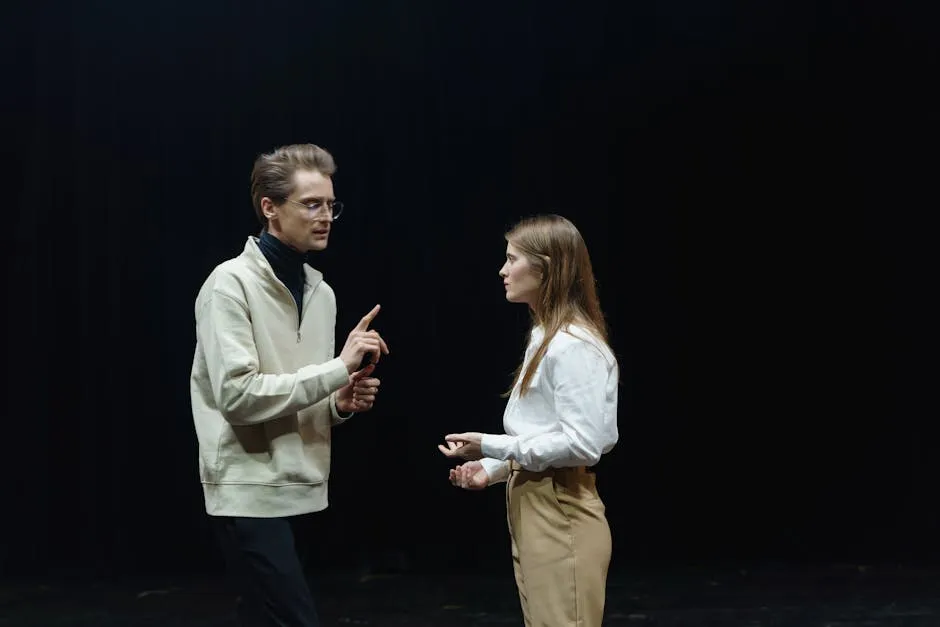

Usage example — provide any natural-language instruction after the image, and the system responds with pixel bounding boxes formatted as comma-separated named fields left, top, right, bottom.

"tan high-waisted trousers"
left=506, top=461, right=612, bottom=627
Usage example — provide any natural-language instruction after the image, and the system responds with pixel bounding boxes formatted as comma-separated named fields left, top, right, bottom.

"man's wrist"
left=330, top=392, right=355, bottom=420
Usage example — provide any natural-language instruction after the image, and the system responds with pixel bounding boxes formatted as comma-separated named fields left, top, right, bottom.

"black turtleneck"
left=258, top=230, right=306, bottom=318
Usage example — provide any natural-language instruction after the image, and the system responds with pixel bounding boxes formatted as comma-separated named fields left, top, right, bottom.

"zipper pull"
left=296, top=331, right=302, bottom=343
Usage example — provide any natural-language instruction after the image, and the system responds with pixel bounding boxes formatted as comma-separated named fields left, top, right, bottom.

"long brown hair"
left=503, top=214, right=612, bottom=397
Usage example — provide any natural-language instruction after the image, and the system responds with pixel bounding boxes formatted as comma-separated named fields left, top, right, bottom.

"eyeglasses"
left=286, top=198, right=345, bottom=221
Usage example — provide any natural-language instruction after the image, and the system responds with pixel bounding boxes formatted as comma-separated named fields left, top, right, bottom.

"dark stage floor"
left=3, top=562, right=940, bottom=626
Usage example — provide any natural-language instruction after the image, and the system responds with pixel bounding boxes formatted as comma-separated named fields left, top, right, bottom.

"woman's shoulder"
left=548, top=323, right=616, bottom=366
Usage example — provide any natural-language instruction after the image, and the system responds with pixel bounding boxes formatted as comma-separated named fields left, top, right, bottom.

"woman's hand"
left=438, top=432, right=484, bottom=461
left=449, top=461, right=490, bottom=490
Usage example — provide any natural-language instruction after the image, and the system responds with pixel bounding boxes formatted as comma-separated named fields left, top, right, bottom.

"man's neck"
left=258, top=231, right=306, bottom=315
left=260, top=228, right=305, bottom=261
left=264, top=228, right=306, bottom=253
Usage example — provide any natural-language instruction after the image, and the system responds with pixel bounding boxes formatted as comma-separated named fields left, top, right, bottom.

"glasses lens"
left=331, top=201, right=344, bottom=220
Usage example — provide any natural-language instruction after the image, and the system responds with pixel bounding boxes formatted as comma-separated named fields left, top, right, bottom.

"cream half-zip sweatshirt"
left=190, top=237, right=352, bottom=517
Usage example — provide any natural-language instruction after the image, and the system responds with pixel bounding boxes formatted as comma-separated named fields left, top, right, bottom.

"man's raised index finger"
left=355, top=304, right=381, bottom=331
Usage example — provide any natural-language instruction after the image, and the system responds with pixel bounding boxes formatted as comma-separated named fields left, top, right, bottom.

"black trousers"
left=213, top=515, right=320, bottom=627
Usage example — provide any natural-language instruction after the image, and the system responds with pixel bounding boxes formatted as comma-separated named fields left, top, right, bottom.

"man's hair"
left=250, top=143, right=337, bottom=226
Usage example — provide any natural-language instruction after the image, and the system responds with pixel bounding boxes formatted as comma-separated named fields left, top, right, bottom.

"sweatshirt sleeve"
left=329, top=394, right=355, bottom=425
left=197, top=289, right=350, bottom=426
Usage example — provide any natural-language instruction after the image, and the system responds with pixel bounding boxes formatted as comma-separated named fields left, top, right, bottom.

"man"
left=190, top=143, right=389, bottom=626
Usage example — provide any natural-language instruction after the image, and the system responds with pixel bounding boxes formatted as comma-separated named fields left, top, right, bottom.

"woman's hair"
left=504, top=214, right=611, bottom=397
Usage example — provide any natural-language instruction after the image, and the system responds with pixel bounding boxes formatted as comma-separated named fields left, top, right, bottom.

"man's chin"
left=307, top=239, right=329, bottom=252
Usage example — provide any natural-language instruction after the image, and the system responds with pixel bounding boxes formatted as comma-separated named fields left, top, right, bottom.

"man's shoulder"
left=215, top=254, right=254, bottom=279
left=196, top=246, right=260, bottom=307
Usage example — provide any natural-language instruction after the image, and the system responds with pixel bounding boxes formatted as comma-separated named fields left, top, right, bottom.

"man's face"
left=263, top=169, right=335, bottom=253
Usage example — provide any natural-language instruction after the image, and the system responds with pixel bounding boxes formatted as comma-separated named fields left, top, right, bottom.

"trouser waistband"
left=509, top=460, right=591, bottom=474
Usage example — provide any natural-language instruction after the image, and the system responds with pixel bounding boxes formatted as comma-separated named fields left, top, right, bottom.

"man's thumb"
left=353, top=363, right=376, bottom=379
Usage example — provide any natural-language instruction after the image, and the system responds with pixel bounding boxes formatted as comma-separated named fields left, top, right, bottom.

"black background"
left=4, top=0, right=937, bottom=579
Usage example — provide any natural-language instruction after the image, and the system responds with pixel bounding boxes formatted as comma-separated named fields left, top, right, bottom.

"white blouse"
left=480, top=324, right=619, bottom=483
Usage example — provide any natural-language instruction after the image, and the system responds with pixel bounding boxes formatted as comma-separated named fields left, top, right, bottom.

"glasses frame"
left=285, top=198, right=344, bottom=221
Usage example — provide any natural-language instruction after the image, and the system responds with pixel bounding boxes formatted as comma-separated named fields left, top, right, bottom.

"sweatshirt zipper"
left=267, top=267, right=322, bottom=345
left=268, top=279, right=304, bottom=344
left=294, top=280, right=323, bottom=343
left=292, top=296, right=302, bottom=344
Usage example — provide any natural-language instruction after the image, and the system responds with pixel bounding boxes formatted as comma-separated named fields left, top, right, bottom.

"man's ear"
left=260, top=197, right=278, bottom=221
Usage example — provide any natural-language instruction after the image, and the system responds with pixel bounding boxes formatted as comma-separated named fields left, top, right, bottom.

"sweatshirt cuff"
left=330, top=393, right=355, bottom=424
left=481, top=433, right=515, bottom=461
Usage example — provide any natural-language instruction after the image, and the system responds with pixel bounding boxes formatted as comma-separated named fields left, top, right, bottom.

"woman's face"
left=499, top=241, right=542, bottom=307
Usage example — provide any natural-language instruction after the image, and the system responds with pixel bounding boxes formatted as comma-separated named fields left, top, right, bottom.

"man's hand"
left=449, top=461, right=490, bottom=490
left=339, top=304, right=390, bottom=375
left=438, top=432, right=484, bottom=461
left=336, top=364, right=380, bottom=413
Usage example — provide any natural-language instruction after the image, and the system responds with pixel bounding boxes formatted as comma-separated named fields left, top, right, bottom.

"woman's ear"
left=537, top=255, right=550, bottom=279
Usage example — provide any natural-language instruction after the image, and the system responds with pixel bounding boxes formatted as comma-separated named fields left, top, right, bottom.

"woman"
left=439, top=214, right=619, bottom=627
